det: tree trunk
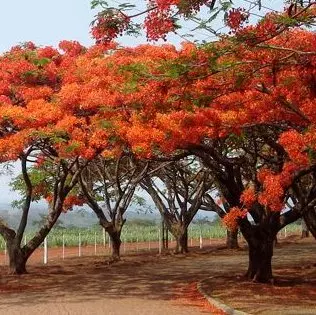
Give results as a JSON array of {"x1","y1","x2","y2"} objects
[
  {"x1": 7, "y1": 242, "x2": 27, "y2": 275},
  {"x1": 175, "y1": 229, "x2": 188, "y2": 254},
  {"x1": 301, "y1": 219, "x2": 310, "y2": 238},
  {"x1": 109, "y1": 230, "x2": 121, "y2": 261},
  {"x1": 24, "y1": 203, "x2": 64, "y2": 262},
  {"x1": 274, "y1": 235, "x2": 278, "y2": 247},
  {"x1": 226, "y1": 229, "x2": 239, "y2": 249},
  {"x1": 245, "y1": 237, "x2": 274, "y2": 283},
  {"x1": 303, "y1": 210, "x2": 316, "y2": 239}
]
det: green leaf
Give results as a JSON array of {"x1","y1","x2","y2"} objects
[
  {"x1": 33, "y1": 57, "x2": 51, "y2": 67},
  {"x1": 99, "y1": 120, "x2": 113, "y2": 129},
  {"x1": 21, "y1": 70, "x2": 38, "y2": 79},
  {"x1": 118, "y1": 3, "x2": 136, "y2": 10},
  {"x1": 91, "y1": 0, "x2": 108, "y2": 9},
  {"x1": 65, "y1": 142, "x2": 81, "y2": 153}
]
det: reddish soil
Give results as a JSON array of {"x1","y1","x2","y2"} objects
[
  {"x1": 201, "y1": 236, "x2": 316, "y2": 314},
  {"x1": 0, "y1": 234, "x2": 314, "y2": 315}
]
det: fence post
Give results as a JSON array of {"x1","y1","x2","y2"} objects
[
  {"x1": 158, "y1": 228, "x2": 162, "y2": 254},
  {"x1": 103, "y1": 228, "x2": 106, "y2": 247},
  {"x1": 94, "y1": 232, "x2": 97, "y2": 255},
  {"x1": 78, "y1": 233, "x2": 82, "y2": 257},
  {"x1": 43, "y1": 237, "x2": 48, "y2": 264},
  {"x1": 24, "y1": 235, "x2": 27, "y2": 246},
  {"x1": 62, "y1": 234, "x2": 65, "y2": 260},
  {"x1": 136, "y1": 237, "x2": 139, "y2": 252},
  {"x1": 190, "y1": 227, "x2": 193, "y2": 247},
  {"x1": 199, "y1": 232, "x2": 203, "y2": 249},
  {"x1": 4, "y1": 241, "x2": 7, "y2": 265},
  {"x1": 284, "y1": 227, "x2": 287, "y2": 238}
]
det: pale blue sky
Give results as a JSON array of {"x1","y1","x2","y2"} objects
[
  {"x1": 0, "y1": 0, "x2": 284, "y2": 204},
  {"x1": 0, "y1": 0, "x2": 284, "y2": 53},
  {"x1": 0, "y1": 0, "x2": 94, "y2": 52},
  {"x1": 0, "y1": 0, "x2": 184, "y2": 53}
]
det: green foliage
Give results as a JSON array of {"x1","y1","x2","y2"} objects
[
  {"x1": 159, "y1": 61, "x2": 190, "y2": 79},
  {"x1": 33, "y1": 57, "x2": 51, "y2": 67},
  {"x1": 307, "y1": 147, "x2": 316, "y2": 162},
  {"x1": 91, "y1": 0, "x2": 109, "y2": 10},
  {"x1": 65, "y1": 141, "x2": 81, "y2": 153},
  {"x1": 10, "y1": 166, "x2": 52, "y2": 207},
  {"x1": 122, "y1": 80, "x2": 139, "y2": 94},
  {"x1": 21, "y1": 70, "x2": 39, "y2": 80},
  {"x1": 119, "y1": 63, "x2": 149, "y2": 88},
  {"x1": 192, "y1": 95, "x2": 213, "y2": 108},
  {"x1": 99, "y1": 119, "x2": 114, "y2": 129}
]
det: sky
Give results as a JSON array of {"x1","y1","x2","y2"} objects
[
  {"x1": 0, "y1": 0, "x2": 95, "y2": 53},
  {"x1": 0, "y1": 0, "x2": 285, "y2": 53},
  {"x1": 0, "y1": 0, "x2": 183, "y2": 54},
  {"x1": 0, "y1": 0, "x2": 284, "y2": 204}
]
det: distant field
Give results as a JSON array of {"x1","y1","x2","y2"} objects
[{"x1": 0, "y1": 222, "x2": 301, "y2": 250}]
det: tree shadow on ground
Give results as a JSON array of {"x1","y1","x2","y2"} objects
[{"x1": 0, "y1": 238, "x2": 315, "y2": 313}]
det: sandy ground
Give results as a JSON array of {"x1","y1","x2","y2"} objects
[
  {"x1": 201, "y1": 237, "x2": 316, "y2": 314},
  {"x1": 0, "y1": 235, "x2": 315, "y2": 315},
  {"x1": 0, "y1": 240, "x2": 227, "y2": 315}
]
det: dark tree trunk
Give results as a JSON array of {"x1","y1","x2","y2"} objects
[
  {"x1": 274, "y1": 236, "x2": 278, "y2": 247},
  {"x1": 7, "y1": 242, "x2": 27, "y2": 275},
  {"x1": 162, "y1": 219, "x2": 169, "y2": 249},
  {"x1": 303, "y1": 208, "x2": 316, "y2": 239},
  {"x1": 245, "y1": 237, "x2": 274, "y2": 283},
  {"x1": 226, "y1": 229, "x2": 239, "y2": 249},
  {"x1": 175, "y1": 229, "x2": 188, "y2": 254},
  {"x1": 165, "y1": 226, "x2": 169, "y2": 249},
  {"x1": 109, "y1": 230, "x2": 122, "y2": 261},
  {"x1": 301, "y1": 219, "x2": 310, "y2": 238},
  {"x1": 3, "y1": 206, "x2": 63, "y2": 275},
  {"x1": 23, "y1": 203, "x2": 64, "y2": 262}
]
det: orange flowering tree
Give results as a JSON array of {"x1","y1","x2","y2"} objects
[
  {"x1": 65, "y1": 9, "x2": 315, "y2": 282},
  {"x1": 0, "y1": 2, "x2": 314, "y2": 280},
  {"x1": 91, "y1": 0, "x2": 214, "y2": 42},
  {"x1": 0, "y1": 41, "x2": 119, "y2": 274},
  {"x1": 118, "y1": 36, "x2": 315, "y2": 281},
  {"x1": 90, "y1": 0, "x2": 316, "y2": 42}
]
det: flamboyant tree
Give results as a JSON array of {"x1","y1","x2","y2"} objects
[
  {"x1": 301, "y1": 219, "x2": 310, "y2": 238},
  {"x1": 0, "y1": 41, "x2": 119, "y2": 273},
  {"x1": 90, "y1": 0, "x2": 315, "y2": 43},
  {"x1": 141, "y1": 157, "x2": 210, "y2": 253},
  {"x1": 76, "y1": 9, "x2": 316, "y2": 282},
  {"x1": 200, "y1": 187, "x2": 240, "y2": 249},
  {"x1": 3, "y1": 152, "x2": 87, "y2": 274},
  {"x1": 78, "y1": 155, "x2": 149, "y2": 260},
  {"x1": 0, "y1": 1, "x2": 314, "y2": 281}
]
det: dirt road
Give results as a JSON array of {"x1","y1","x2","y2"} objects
[
  {"x1": 0, "y1": 237, "x2": 315, "y2": 315},
  {"x1": 0, "y1": 246, "x2": 230, "y2": 315}
]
